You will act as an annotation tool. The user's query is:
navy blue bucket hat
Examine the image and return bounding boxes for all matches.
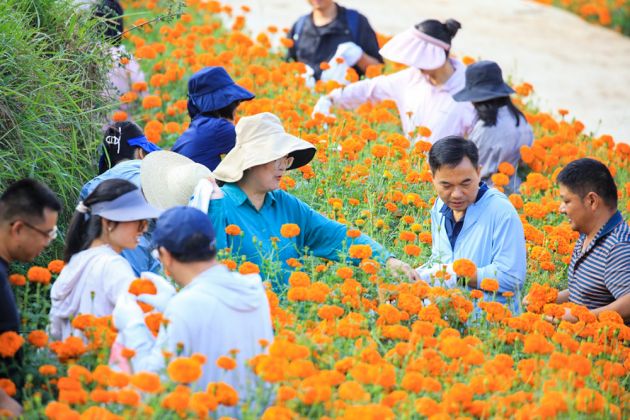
[453,60,515,103]
[187,67,255,114]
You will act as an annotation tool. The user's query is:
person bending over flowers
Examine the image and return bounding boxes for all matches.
[141,113,418,288]
[523,158,630,324]
[416,136,526,312]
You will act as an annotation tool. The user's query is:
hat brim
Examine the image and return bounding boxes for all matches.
[93,189,162,222]
[141,151,212,210]
[190,84,255,114]
[453,83,515,102]
[213,133,316,183]
[380,27,447,70]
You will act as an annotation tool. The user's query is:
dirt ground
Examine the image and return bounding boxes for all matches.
[223,0,630,144]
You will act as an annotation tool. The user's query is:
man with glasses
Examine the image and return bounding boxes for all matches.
[0,178,61,417]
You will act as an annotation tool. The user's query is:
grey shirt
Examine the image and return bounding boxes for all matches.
[470,106,533,193]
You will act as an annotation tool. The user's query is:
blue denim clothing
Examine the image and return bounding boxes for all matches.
[208,183,393,289]
[80,160,160,275]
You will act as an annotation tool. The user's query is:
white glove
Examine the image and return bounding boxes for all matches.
[301,64,316,90]
[415,263,458,289]
[136,271,176,312]
[333,42,363,67]
[312,96,333,118]
[113,293,145,332]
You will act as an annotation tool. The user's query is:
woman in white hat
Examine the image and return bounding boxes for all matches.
[49,179,162,340]
[153,112,417,287]
[314,19,476,144]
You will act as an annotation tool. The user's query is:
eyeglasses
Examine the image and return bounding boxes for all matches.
[274,155,294,171]
[13,220,58,242]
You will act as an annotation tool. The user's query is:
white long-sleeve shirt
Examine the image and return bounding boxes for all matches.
[49,245,135,340]
[328,59,476,142]
[119,264,274,409]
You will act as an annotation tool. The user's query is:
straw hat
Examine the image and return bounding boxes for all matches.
[141,151,212,210]
[379,27,449,70]
[213,112,316,183]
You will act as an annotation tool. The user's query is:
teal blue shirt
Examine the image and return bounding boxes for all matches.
[208,183,392,289]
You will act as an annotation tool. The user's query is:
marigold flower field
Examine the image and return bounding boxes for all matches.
[1,1,629,418]
[534,0,630,36]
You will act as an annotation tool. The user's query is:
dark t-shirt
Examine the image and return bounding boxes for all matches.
[287,5,383,80]
[0,258,19,334]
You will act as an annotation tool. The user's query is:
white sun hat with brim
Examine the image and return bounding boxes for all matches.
[90,188,162,221]
[213,112,316,183]
[379,26,450,70]
[141,151,212,210]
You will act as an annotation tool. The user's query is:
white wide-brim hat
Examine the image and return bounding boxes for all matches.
[379,27,449,70]
[213,112,316,183]
[141,151,212,210]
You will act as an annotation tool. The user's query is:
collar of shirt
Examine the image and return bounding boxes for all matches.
[577,210,624,254]
[222,183,277,211]
[308,5,348,36]
[0,257,8,278]
[439,183,489,249]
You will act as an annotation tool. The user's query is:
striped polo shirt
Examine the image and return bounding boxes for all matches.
[568,211,630,310]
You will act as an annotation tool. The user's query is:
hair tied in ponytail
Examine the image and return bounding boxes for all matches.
[443,19,462,38]
[104,126,122,154]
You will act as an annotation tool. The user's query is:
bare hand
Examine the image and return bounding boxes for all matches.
[387,258,420,282]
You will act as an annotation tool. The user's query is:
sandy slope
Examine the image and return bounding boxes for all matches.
[222,0,630,144]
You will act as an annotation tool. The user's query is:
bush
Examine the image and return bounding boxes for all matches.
[0,0,115,258]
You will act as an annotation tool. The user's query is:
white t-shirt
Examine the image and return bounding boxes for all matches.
[49,245,136,340]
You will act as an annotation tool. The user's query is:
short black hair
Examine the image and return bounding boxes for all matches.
[0,179,62,223]
[557,158,618,208]
[428,136,479,173]
[163,233,217,263]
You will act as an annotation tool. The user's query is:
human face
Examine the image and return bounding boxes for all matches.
[245,155,294,193]
[105,219,148,253]
[308,0,335,11]
[431,157,481,213]
[558,184,592,233]
[9,208,58,262]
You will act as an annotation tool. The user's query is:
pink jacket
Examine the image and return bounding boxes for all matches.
[329,59,476,143]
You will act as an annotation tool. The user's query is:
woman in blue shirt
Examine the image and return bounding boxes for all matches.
[144,112,418,289]
[172,67,255,171]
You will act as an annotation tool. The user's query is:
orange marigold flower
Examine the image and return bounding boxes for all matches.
[280,38,294,48]
[0,331,24,358]
[28,330,48,348]
[207,381,239,406]
[225,224,242,235]
[491,173,510,187]
[132,81,148,92]
[280,223,300,238]
[480,278,499,293]
[346,228,361,238]
[348,244,372,260]
[0,379,16,397]
[142,95,162,109]
[336,266,354,279]
[498,161,516,176]
[216,356,237,371]
[47,259,65,274]
[288,271,311,287]
[131,372,162,394]
[27,266,52,284]
[452,258,476,278]
[8,274,25,286]
[319,61,330,71]
[39,365,57,376]
[112,111,128,122]
[404,244,421,256]
[128,278,157,296]
[167,357,202,384]
[238,261,260,275]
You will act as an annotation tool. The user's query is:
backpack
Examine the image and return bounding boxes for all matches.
[292,8,360,46]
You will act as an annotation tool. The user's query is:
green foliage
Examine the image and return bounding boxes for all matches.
[0,0,116,259]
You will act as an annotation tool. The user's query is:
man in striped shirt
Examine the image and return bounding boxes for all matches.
[552,158,630,323]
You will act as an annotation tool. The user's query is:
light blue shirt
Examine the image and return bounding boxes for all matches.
[429,187,526,312]
[209,183,393,289]
[79,160,160,276]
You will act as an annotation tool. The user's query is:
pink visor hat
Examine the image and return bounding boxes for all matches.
[379,27,450,70]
